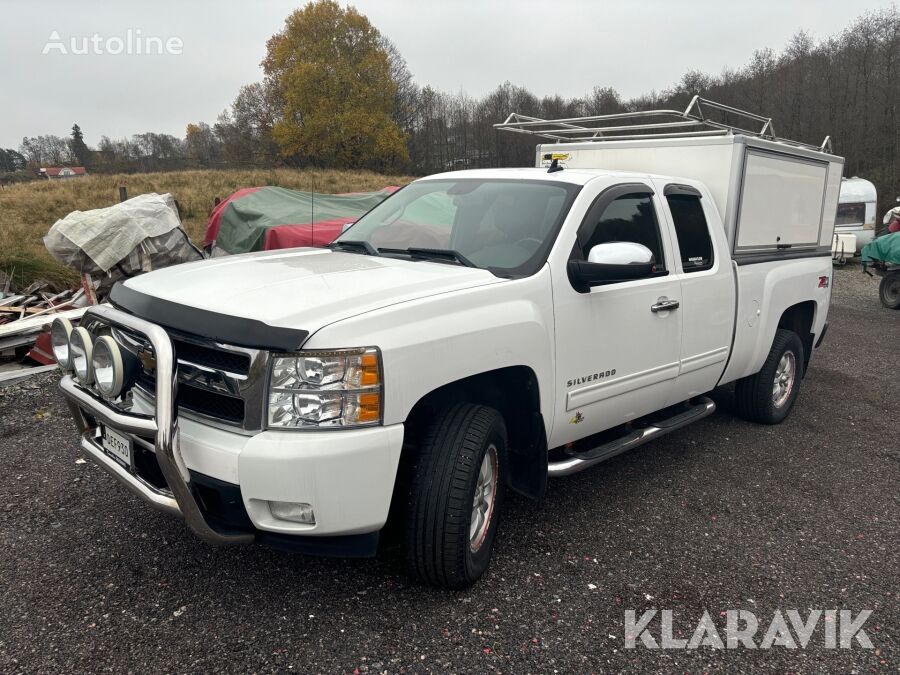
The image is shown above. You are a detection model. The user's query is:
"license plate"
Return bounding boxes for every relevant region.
[102,426,132,468]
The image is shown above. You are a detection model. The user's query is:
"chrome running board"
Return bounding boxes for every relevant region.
[547,397,716,477]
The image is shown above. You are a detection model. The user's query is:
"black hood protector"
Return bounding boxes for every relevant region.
[109,282,309,351]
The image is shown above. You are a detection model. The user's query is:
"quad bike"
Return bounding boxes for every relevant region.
[870,261,900,309]
[862,230,900,310]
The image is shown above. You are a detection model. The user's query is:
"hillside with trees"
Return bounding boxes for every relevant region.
[7,3,899,212]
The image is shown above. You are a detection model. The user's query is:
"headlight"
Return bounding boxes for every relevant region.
[91,336,125,398]
[70,327,94,384]
[267,348,382,428]
[50,318,74,370]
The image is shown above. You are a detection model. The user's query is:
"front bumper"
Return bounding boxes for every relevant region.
[58,305,404,550]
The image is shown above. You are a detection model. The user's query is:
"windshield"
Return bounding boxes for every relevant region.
[334,179,580,276]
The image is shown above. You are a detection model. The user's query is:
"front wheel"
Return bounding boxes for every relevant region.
[406,404,507,589]
[734,328,805,425]
[879,272,900,309]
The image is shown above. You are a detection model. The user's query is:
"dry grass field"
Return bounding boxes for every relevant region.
[0,168,415,290]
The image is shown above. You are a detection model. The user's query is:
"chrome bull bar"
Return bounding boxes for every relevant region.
[58,305,253,545]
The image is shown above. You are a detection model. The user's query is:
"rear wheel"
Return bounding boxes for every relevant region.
[406,404,507,589]
[879,272,900,309]
[734,329,805,425]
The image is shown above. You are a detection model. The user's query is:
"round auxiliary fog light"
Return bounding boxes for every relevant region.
[91,336,125,398]
[50,318,74,371]
[70,327,94,385]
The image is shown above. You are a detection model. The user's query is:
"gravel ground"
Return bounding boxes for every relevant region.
[0,264,897,673]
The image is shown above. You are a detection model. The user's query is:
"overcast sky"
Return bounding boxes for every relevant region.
[0,0,892,149]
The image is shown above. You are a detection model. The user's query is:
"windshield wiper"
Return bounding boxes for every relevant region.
[409,248,477,267]
[378,247,477,268]
[326,240,379,256]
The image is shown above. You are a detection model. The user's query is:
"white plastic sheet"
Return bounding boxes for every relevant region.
[43,192,203,298]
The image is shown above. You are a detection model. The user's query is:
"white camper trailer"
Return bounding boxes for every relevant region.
[833,177,877,259]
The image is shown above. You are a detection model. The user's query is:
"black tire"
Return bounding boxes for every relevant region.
[734,328,805,425]
[406,404,507,589]
[879,272,900,309]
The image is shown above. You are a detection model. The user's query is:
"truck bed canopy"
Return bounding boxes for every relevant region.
[496,96,844,259]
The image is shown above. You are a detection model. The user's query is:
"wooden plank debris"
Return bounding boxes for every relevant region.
[0,306,89,339]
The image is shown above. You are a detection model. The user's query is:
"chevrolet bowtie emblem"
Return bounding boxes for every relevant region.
[137,346,157,374]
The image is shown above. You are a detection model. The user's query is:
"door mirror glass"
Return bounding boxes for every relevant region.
[587,241,655,265]
[568,242,656,292]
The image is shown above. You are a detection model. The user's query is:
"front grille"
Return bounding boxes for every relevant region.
[82,316,268,432]
[177,383,245,423]
[172,338,250,375]
[117,328,266,431]
[135,372,246,424]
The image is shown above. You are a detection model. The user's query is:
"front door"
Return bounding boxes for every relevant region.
[550,183,683,448]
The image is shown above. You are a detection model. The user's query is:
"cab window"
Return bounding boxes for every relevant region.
[580,192,666,271]
[666,193,713,272]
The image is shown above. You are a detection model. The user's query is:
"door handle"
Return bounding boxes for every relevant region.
[651,299,680,313]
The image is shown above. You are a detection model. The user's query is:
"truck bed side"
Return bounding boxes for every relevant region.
[719,257,831,385]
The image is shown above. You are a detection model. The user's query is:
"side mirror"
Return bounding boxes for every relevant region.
[568,242,656,292]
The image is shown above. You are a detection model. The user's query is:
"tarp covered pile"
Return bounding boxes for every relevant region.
[44,192,202,296]
[204,186,399,255]
[862,232,900,265]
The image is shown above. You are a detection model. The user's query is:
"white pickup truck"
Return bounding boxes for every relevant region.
[54,98,843,588]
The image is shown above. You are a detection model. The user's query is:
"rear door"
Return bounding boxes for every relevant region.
[656,182,735,396]
[549,182,683,448]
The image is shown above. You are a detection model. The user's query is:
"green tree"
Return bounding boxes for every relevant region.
[69,123,91,168]
[263,0,408,170]
[185,122,220,167]
[0,148,26,172]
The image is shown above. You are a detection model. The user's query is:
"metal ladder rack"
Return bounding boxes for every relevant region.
[494,95,833,153]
